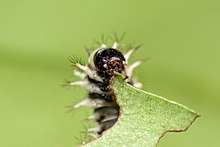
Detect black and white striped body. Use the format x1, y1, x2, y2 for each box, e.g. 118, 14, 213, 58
69, 40, 142, 138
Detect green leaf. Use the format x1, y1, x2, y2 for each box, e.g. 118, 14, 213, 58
85, 76, 200, 147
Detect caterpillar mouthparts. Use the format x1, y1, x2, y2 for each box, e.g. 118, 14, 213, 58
68, 36, 143, 139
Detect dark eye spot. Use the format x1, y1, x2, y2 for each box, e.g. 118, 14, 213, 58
93, 48, 125, 74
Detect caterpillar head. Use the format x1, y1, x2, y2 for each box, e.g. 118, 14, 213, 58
93, 48, 126, 75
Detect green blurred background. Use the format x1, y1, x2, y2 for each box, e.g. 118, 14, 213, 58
0, 0, 219, 146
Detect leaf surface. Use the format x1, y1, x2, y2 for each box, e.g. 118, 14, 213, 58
85, 76, 199, 147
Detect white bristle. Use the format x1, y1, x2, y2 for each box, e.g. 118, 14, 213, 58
86, 84, 103, 93
74, 98, 114, 108
112, 41, 118, 49
101, 44, 107, 48
74, 99, 93, 108
69, 81, 88, 86
88, 133, 99, 139
124, 48, 136, 62
88, 126, 101, 132
69, 80, 104, 93
133, 81, 143, 88
127, 60, 142, 77
101, 115, 118, 123
88, 114, 97, 120
74, 70, 87, 79
76, 63, 103, 82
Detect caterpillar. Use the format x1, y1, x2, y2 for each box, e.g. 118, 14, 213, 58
68, 35, 143, 139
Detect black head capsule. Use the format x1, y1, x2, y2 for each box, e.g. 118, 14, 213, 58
93, 48, 126, 75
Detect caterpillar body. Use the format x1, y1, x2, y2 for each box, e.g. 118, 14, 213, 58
69, 37, 143, 139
